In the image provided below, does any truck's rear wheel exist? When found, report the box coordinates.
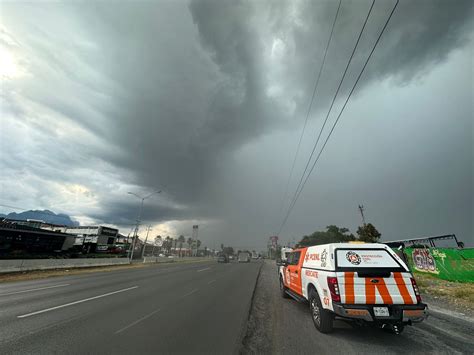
[309,289,333,333]
[280,276,290,299]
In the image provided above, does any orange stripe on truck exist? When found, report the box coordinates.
[344,272,355,304]
[393,272,414,304]
[365,278,393,304]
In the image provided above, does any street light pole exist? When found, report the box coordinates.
[128,190,161,262]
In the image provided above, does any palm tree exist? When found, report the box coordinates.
[165,236,171,254]
[187,237,193,257]
[172,238,178,255]
[178,235,185,257]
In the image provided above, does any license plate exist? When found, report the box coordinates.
[373,307,389,317]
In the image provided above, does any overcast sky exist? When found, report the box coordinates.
[1,0,472,249]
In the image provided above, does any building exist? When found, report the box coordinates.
[0,219,76,256]
[64,226,119,253]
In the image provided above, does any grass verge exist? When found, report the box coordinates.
[414,272,474,311]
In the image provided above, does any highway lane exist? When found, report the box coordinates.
[242,260,474,354]
[0,260,262,354]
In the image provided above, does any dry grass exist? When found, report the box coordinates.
[414,272,474,310]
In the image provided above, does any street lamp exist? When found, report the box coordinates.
[127,190,161,261]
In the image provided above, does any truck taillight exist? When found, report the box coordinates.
[327,276,341,303]
[410,277,422,303]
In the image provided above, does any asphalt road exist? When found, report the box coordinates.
[242,260,474,354]
[0,260,262,354]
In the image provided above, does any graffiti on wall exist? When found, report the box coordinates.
[412,248,438,273]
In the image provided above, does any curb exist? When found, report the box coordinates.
[238,261,264,355]
[428,305,474,327]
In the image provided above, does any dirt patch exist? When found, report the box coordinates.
[415,273,474,316]
[240,261,275,354]
[0,263,146,283]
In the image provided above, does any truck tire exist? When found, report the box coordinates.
[309,288,333,333]
[280,276,290,299]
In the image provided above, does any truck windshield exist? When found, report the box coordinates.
[335,248,405,271]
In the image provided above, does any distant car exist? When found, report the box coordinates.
[229,255,234,260]
[238,252,250,263]
[158,253,165,257]
[217,254,229,263]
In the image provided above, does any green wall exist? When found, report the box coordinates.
[403,247,474,283]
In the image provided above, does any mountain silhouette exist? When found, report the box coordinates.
[0,210,79,226]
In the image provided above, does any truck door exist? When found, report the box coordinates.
[287,250,304,295]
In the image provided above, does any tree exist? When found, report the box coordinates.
[185,237,193,257]
[357,223,381,243]
[297,225,355,247]
[178,235,185,257]
[223,246,234,255]
[172,238,177,253]
[163,236,172,254]
[196,240,201,249]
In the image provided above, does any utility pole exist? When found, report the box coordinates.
[141,225,152,258]
[358,204,366,225]
[128,190,161,262]
[192,225,198,257]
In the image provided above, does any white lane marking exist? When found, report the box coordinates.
[0,284,70,296]
[115,308,161,334]
[207,279,216,285]
[197,267,211,272]
[17,286,138,318]
[181,289,198,298]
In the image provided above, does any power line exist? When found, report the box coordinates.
[285,0,375,223]
[290,0,399,212]
[278,0,399,236]
[276,0,342,234]
[278,0,376,236]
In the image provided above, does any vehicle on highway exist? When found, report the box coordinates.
[279,247,293,263]
[238,252,250,263]
[217,253,229,263]
[277,243,427,334]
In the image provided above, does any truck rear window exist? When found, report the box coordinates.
[335,248,404,271]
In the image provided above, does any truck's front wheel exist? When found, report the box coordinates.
[309,289,333,333]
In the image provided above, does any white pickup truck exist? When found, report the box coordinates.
[277,243,428,334]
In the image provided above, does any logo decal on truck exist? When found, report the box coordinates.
[321,249,328,267]
[346,251,361,265]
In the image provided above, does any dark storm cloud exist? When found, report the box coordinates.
[81,0,472,212]
[1,0,472,244]
[190,0,473,119]
[88,198,189,227]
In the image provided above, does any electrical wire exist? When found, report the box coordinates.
[278,0,399,236]
[275,0,342,234]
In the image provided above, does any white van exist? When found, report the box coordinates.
[278,243,428,334]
